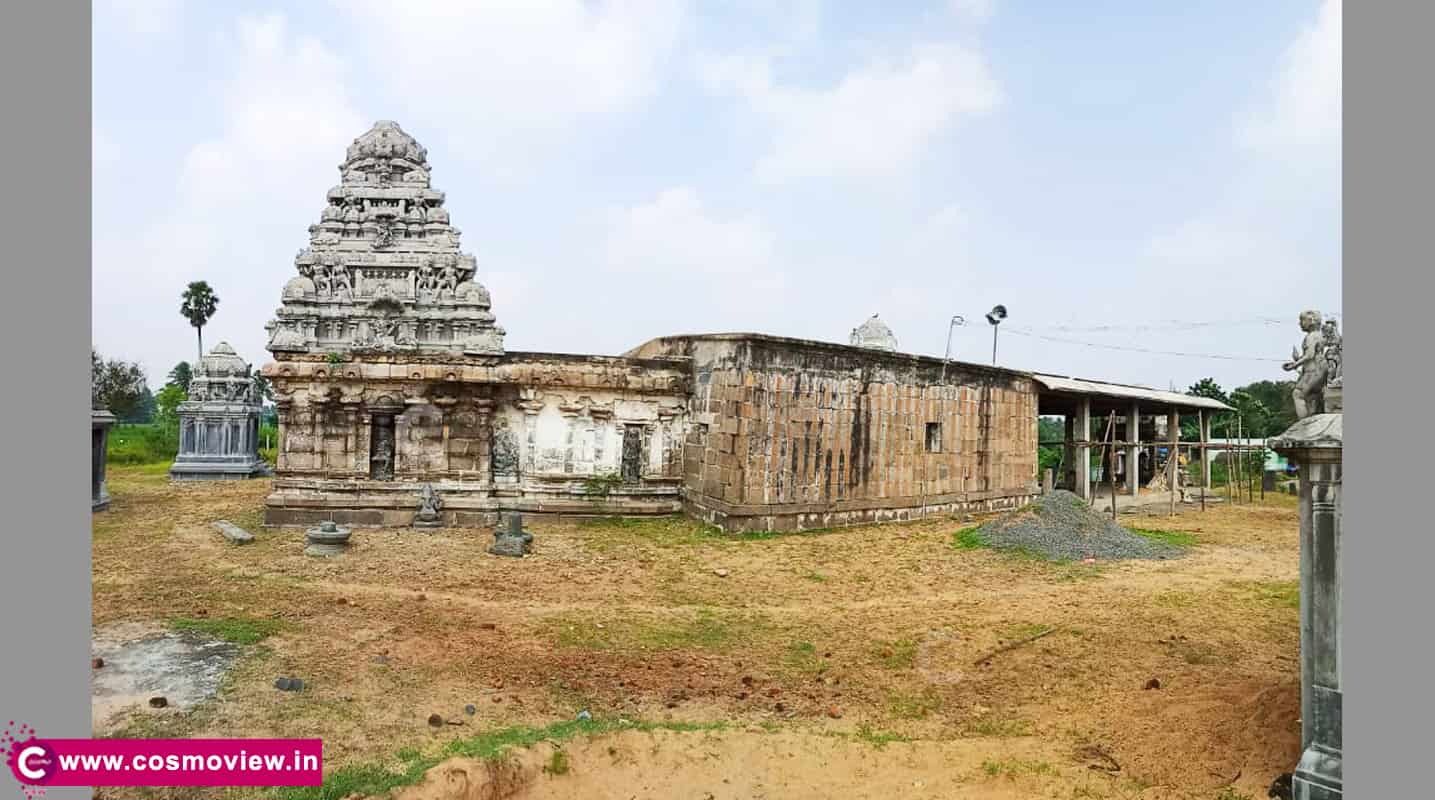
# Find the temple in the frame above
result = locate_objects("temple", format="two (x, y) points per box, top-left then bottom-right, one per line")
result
(262, 121), (1225, 532)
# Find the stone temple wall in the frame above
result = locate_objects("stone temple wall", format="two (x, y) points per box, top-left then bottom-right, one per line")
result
(626, 334), (1040, 533)
(262, 351), (689, 526)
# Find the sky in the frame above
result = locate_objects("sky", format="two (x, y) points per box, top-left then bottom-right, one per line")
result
(92, 0), (1341, 395)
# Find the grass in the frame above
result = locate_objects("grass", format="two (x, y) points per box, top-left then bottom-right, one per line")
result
(964, 717), (1035, 738)
(107, 423), (179, 465)
(1128, 527), (1198, 548)
(981, 758), (1056, 778)
(1248, 579), (1300, 610)
(952, 526), (985, 550)
(872, 638), (918, 670)
(275, 718), (726, 800)
(887, 688), (944, 720)
(543, 749), (571, 776)
(170, 616), (284, 645)
(1215, 788), (1253, 800)
(802, 571), (829, 583)
(783, 640), (830, 676)
(851, 724), (911, 749)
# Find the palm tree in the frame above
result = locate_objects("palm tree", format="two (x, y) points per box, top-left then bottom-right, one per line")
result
(179, 281), (220, 360)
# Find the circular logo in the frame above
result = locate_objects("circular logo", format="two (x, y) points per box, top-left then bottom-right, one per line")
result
(10, 739), (58, 785)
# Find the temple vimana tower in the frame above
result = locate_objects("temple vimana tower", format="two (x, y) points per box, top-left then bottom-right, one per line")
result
(263, 121), (1040, 531)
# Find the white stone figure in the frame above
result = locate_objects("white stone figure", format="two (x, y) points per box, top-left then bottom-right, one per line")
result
(1283, 310), (1328, 419)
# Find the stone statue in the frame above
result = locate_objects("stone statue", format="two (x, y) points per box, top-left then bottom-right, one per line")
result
(373, 219), (395, 250)
(313, 264), (332, 296)
(1283, 310), (1328, 419)
(1322, 318), (1342, 387)
(492, 419), (520, 476)
(413, 483), (443, 528)
(331, 265), (353, 301)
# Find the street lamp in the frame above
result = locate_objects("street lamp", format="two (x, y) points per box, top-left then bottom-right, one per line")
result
(939, 315), (967, 383)
(985, 304), (1008, 365)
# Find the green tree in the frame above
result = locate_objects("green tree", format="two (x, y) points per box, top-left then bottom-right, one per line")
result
(1182, 378), (1228, 440)
(179, 281), (220, 361)
(91, 348), (149, 420)
(1231, 379), (1296, 436)
(155, 384), (187, 426)
(167, 361), (194, 394)
(1186, 378), (1228, 404)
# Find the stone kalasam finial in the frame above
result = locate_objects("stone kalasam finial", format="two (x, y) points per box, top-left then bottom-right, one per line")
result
(1283, 310), (1328, 420)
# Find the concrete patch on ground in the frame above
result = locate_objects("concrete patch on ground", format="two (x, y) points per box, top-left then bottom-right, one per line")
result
(91, 622), (241, 730)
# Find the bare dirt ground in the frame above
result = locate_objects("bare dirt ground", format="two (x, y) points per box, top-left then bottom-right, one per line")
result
(93, 466), (1301, 800)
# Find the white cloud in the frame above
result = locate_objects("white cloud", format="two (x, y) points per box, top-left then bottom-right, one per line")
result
(604, 187), (780, 286)
(950, 0), (995, 23)
(93, 13), (365, 378)
(98, 0), (182, 37)
(702, 43), (1000, 182)
(334, 0), (689, 177)
(1237, 0), (1341, 165)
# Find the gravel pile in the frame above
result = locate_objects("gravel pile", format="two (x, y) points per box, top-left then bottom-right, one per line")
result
(974, 490), (1184, 562)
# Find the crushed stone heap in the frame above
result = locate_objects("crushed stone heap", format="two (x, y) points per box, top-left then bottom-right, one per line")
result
(972, 490), (1184, 562)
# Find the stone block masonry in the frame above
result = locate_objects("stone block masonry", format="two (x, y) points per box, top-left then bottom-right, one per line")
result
(627, 334), (1040, 533)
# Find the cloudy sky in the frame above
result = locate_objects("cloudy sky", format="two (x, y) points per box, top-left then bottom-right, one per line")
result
(92, 0), (1341, 394)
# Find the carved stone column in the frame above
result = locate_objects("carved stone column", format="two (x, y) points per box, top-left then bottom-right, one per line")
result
(517, 390), (544, 476)
(1271, 414), (1342, 800)
(472, 397), (494, 486)
(92, 405), (116, 512)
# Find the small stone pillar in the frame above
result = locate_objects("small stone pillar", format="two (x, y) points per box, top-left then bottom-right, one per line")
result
(92, 403), (116, 511)
(1270, 413), (1342, 800)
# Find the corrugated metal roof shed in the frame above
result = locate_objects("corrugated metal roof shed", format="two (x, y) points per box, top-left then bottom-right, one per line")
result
(1033, 374), (1233, 412)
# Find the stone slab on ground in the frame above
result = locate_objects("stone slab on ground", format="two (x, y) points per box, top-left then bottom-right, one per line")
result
(212, 520), (255, 544)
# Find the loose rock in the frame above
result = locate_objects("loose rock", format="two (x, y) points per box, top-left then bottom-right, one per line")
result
(92, 657), (105, 669)
(1144, 678), (1162, 690)
(713, 569), (730, 578)
(148, 697), (168, 709)
(465, 704), (477, 716)
(428, 714), (444, 727)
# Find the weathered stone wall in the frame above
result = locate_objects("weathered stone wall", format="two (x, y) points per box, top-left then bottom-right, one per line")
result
(628, 334), (1039, 532)
(262, 351), (689, 526)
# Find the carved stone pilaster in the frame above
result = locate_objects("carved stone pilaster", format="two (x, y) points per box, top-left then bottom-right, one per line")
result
(1271, 414), (1342, 800)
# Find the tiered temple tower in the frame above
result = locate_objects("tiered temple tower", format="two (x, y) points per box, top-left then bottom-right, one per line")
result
(265, 120), (504, 357)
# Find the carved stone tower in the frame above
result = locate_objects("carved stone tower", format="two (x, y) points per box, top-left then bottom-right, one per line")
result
(265, 120), (504, 357)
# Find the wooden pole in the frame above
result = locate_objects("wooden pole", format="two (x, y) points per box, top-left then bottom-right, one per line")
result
(1107, 412), (1118, 520)
(1168, 409), (1179, 516)
(1198, 411), (1207, 512)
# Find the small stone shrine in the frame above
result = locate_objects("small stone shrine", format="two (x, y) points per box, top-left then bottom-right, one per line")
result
(1270, 310), (1343, 800)
(92, 391), (116, 512)
(170, 342), (271, 480)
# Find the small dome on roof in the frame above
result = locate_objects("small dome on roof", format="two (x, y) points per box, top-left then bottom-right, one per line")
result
(198, 342), (250, 377)
(850, 314), (897, 352)
(345, 120), (428, 167)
